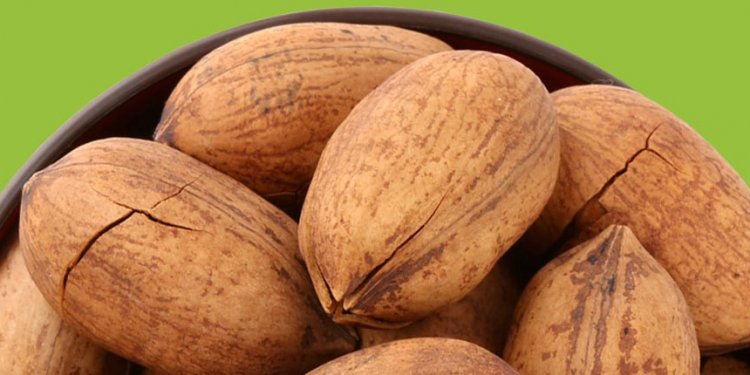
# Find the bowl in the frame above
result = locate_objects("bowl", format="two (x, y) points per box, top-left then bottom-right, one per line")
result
(0, 7), (626, 240)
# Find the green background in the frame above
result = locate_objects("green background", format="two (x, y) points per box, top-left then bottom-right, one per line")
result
(1, 1), (748, 193)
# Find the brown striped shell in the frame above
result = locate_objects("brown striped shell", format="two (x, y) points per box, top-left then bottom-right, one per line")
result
(504, 225), (700, 374)
(299, 50), (559, 328)
(0, 231), (130, 374)
(19, 138), (355, 375)
(153, 22), (452, 214)
(308, 337), (519, 375)
(520, 84), (750, 353)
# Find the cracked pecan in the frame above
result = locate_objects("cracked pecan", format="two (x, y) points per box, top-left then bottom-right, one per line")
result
(520, 84), (750, 353)
(298, 50), (560, 328)
(19, 138), (356, 374)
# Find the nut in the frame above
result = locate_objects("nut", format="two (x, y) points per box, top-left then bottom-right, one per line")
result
(19, 138), (355, 374)
(299, 50), (559, 328)
(504, 225), (700, 374)
(521, 85), (750, 353)
(309, 337), (519, 374)
(154, 22), (451, 214)
(0, 232), (129, 374)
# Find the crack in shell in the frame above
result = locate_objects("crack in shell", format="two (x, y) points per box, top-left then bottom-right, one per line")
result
(552, 123), (681, 253)
(59, 178), (203, 315)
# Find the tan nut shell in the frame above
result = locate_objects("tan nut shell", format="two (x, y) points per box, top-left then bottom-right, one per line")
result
(153, 22), (451, 211)
(19, 138), (355, 375)
(299, 50), (559, 328)
(358, 259), (519, 355)
(308, 337), (519, 375)
(521, 85), (750, 353)
(0, 232), (129, 374)
(504, 225), (700, 374)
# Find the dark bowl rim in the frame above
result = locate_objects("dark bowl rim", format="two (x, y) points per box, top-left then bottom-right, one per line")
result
(0, 6), (627, 233)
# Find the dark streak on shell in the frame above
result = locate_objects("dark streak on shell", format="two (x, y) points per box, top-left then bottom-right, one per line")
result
(504, 225), (700, 374)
